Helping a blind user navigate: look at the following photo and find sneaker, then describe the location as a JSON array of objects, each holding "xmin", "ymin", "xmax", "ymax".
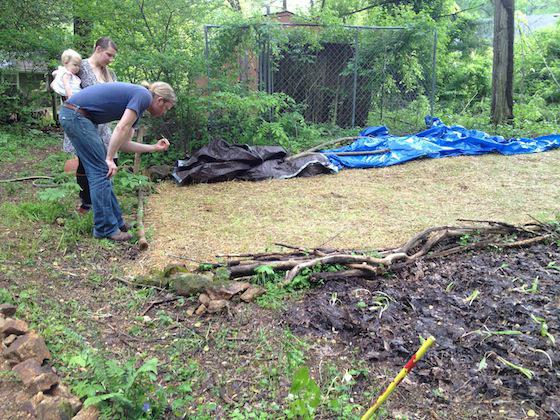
[{"xmin": 108, "ymin": 231, "xmax": 133, "ymax": 242}]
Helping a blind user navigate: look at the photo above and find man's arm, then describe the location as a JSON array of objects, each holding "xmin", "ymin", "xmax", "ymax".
[{"xmin": 105, "ymin": 109, "xmax": 137, "ymax": 177}]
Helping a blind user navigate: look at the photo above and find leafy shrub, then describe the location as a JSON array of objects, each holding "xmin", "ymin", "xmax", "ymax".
[
  {"xmin": 203, "ymin": 85, "xmax": 322, "ymax": 151},
  {"xmin": 69, "ymin": 351, "xmax": 167, "ymax": 419}
]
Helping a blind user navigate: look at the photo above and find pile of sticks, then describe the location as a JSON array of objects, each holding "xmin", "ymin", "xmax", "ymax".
[{"xmin": 216, "ymin": 219, "xmax": 557, "ymax": 287}]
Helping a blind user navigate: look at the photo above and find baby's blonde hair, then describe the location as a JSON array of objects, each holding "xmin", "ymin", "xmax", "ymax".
[
  {"xmin": 61, "ymin": 49, "xmax": 82, "ymax": 65},
  {"xmin": 141, "ymin": 81, "xmax": 176, "ymax": 103}
]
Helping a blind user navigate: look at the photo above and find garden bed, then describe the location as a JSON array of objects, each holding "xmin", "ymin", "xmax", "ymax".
[{"xmin": 287, "ymin": 243, "xmax": 560, "ymax": 417}]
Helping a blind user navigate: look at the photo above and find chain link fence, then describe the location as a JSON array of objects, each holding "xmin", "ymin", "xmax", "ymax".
[{"xmin": 204, "ymin": 23, "xmax": 437, "ymax": 136}]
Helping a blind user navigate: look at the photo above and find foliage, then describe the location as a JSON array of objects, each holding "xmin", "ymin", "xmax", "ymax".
[
  {"xmin": 69, "ymin": 350, "xmax": 167, "ymax": 418},
  {"xmin": 204, "ymin": 87, "xmax": 322, "ymax": 150},
  {"xmin": 285, "ymin": 366, "xmax": 321, "ymax": 419}
]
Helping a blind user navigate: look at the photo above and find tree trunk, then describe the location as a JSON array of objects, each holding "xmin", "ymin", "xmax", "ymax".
[
  {"xmin": 226, "ymin": 0, "xmax": 241, "ymax": 11},
  {"xmin": 491, "ymin": 0, "xmax": 514, "ymax": 125}
]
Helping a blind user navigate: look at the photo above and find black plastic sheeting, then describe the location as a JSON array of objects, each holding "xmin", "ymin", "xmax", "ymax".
[{"xmin": 172, "ymin": 139, "xmax": 338, "ymax": 185}]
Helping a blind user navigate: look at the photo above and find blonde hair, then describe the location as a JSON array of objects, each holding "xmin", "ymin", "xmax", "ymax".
[
  {"xmin": 141, "ymin": 81, "xmax": 176, "ymax": 103},
  {"xmin": 61, "ymin": 49, "xmax": 82, "ymax": 65}
]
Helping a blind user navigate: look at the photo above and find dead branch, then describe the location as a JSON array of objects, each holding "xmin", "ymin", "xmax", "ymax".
[
  {"xmin": 283, "ymin": 253, "xmax": 409, "ymax": 285},
  {"xmin": 285, "ymin": 136, "xmax": 359, "ymax": 162},
  {"xmin": 196, "ymin": 220, "xmax": 557, "ymax": 288},
  {"xmin": 141, "ymin": 296, "xmax": 180, "ymax": 316}
]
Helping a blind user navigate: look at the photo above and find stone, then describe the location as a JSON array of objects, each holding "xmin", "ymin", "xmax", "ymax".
[
  {"xmin": 147, "ymin": 164, "xmax": 172, "ymax": 181},
  {"xmin": 13, "ymin": 358, "xmax": 44, "ymax": 385},
  {"xmin": 171, "ymin": 274, "xmax": 213, "ymax": 297},
  {"xmin": 198, "ymin": 293, "xmax": 210, "ymax": 306},
  {"xmin": 72, "ymin": 405, "xmax": 100, "ymax": 420},
  {"xmin": 0, "ymin": 303, "xmax": 17, "ymax": 317},
  {"xmin": 240, "ymin": 285, "xmax": 266, "ymax": 302},
  {"xmin": 3, "ymin": 333, "xmax": 17, "ymax": 346},
  {"xmin": 3, "ymin": 331, "xmax": 52, "ymax": 364},
  {"xmin": 31, "ymin": 372, "xmax": 60, "ymax": 394},
  {"xmin": 206, "ymin": 281, "xmax": 251, "ymax": 301},
  {"xmin": 162, "ymin": 263, "xmax": 188, "ymax": 278},
  {"xmin": 51, "ymin": 383, "xmax": 82, "ymax": 413},
  {"xmin": 207, "ymin": 300, "xmax": 228, "ymax": 313},
  {"xmin": 185, "ymin": 307, "xmax": 195, "ymax": 316},
  {"xmin": 36, "ymin": 395, "xmax": 75, "ymax": 420},
  {"xmin": 195, "ymin": 304, "xmax": 207, "ymax": 315},
  {"xmin": 0, "ymin": 318, "xmax": 29, "ymax": 336}
]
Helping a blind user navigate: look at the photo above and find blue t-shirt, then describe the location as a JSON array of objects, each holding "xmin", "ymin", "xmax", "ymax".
[{"xmin": 67, "ymin": 82, "xmax": 152, "ymax": 126}]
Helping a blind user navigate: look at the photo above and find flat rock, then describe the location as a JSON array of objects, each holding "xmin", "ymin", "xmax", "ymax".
[
  {"xmin": 36, "ymin": 396, "xmax": 75, "ymax": 420},
  {"xmin": 51, "ymin": 383, "xmax": 82, "ymax": 413},
  {"xmin": 198, "ymin": 293, "xmax": 210, "ymax": 306},
  {"xmin": 207, "ymin": 300, "xmax": 228, "ymax": 313},
  {"xmin": 171, "ymin": 274, "xmax": 213, "ymax": 297},
  {"xmin": 240, "ymin": 285, "xmax": 266, "ymax": 302},
  {"xmin": 3, "ymin": 333, "xmax": 17, "ymax": 346},
  {"xmin": 3, "ymin": 331, "xmax": 51, "ymax": 364},
  {"xmin": 31, "ymin": 372, "xmax": 60, "ymax": 394},
  {"xmin": 206, "ymin": 281, "xmax": 251, "ymax": 300},
  {"xmin": 13, "ymin": 358, "xmax": 44, "ymax": 385},
  {"xmin": 72, "ymin": 405, "xmax": 100, "ymax": 420},
  {"xmin": 195, "ymin": 304, "xmax": 207, "ymax": 315},
  {"xmin": 0, "ymin": 318, "xmax": 29, "ymax": 337},
  {"xmin": 0, "ymin": 303, "xmax": 17, "ymax": 317}
]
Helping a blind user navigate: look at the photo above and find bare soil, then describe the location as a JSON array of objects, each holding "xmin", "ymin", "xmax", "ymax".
[{"xmin": 287, "ymin": 243, "xmax": 560, "ymax": 418}]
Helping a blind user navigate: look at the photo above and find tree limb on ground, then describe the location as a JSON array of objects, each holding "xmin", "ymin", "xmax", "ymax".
[{"xmin": 211, "ymin": 220, "xmax": 558, "ymax": 287}]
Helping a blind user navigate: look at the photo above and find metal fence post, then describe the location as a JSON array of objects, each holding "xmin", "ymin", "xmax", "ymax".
[
  {"xmin": 430, "ymin": 29, "xmax": 437, "ymax": 117},
  {"xmin": 351, "ymin": 29, "xmax": 359, "ymax": 128}
]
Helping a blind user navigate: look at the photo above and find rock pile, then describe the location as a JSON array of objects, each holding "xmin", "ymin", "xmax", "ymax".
[
  {"xmin": 188, "ymin": 280, "xmax": 266, "ymax": 316},
  {"xmin": 0, "ymin": 303, "xmax": 97, "ymax": 420}
]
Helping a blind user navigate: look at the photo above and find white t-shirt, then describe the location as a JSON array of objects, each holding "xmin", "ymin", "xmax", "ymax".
[{"xmin": 50, "ymin": 66, "xmax": 82, "ymax": 97}]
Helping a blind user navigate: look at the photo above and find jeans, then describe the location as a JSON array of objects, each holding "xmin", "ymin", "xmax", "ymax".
[{"xmin": 59, "ymin": 106, "xmax": 124, "ymax": 238}]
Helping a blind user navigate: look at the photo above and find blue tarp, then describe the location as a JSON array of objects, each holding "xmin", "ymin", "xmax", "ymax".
[{"xmin": 324, "ymin": 116, "xmax": 560, "ymax": 169}]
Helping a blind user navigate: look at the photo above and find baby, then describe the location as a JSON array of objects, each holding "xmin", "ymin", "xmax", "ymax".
[{"xmin": 50, "ymin": 49, "xmax": 82, "ymax": 99}]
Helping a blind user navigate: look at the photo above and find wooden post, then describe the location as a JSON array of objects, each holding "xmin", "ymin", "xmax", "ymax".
[
  {"xmin": 134, "ymin": 127, "xmax": 149, "ymax": 251},
  {"xmin": 491, "ymin": 0, "xmax": 515, "ymax": 125}
]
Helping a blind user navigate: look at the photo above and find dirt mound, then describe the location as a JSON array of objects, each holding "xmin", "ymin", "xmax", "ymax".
[{"xmin": 287, "ymin": 244, "xmax": 560, "ymax": 416}]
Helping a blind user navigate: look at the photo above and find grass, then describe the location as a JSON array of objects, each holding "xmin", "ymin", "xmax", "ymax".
[{"xmin": 135, "ymin": 148, "xmax": 560, "ymax": 274}]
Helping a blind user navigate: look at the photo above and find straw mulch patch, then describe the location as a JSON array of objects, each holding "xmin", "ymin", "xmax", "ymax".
[{"xmin": 131, "ymin": 150, "xmax": 560, "ymax": 275}]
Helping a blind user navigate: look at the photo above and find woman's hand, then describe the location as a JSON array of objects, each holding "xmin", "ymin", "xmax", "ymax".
[
  {"xmin": 106, "ymin": 158, "xmax": 118, "ymax": 178},
  {"xmin": 153, "ymin": 137, "xmax": 170, "ymax": 152}
]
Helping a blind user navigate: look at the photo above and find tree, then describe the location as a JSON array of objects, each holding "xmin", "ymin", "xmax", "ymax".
[{"xmin": 491, "ymin": 0, "xmax": 514, "ymax": 124}]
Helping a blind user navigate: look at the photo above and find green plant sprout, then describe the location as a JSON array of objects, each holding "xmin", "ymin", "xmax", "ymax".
[
  {"xmin": 546, "ymin": 261, "xmax": 560, "ymax": 271},
  {"xmin": 514, "ymin": 277, "xmax": 539, "ymax": 294},
  {"xmin": 367, "ymin": 291, "xmax": 394, "ymax": 318},
  {"xmin": 464, "ymin": 289, "xmax": 480, "ymax": 305},
  {"xmin": 464, "ymin": 326, "xmax": 523, "ymax": 343},
  {"xmin": 530, "ymin": 314, "xmax": 556, "ymax": 346},
  {"xmin": 496, "ymin": 356, "xmax": 534, "ymax": 379}
]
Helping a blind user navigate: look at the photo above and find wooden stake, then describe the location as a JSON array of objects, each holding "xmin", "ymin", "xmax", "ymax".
[{"xmin": 134, "ymin": 127, "xmax": 149, "ymax": 251}]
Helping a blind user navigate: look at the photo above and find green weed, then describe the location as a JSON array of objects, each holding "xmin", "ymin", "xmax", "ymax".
[
  {"xmin": 285, "ymin": 366, "xmax": 321, "ymax": 419},
  {"xmin": 530, "ymin": 314, "xmax": 556, "ymax": 346}
]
